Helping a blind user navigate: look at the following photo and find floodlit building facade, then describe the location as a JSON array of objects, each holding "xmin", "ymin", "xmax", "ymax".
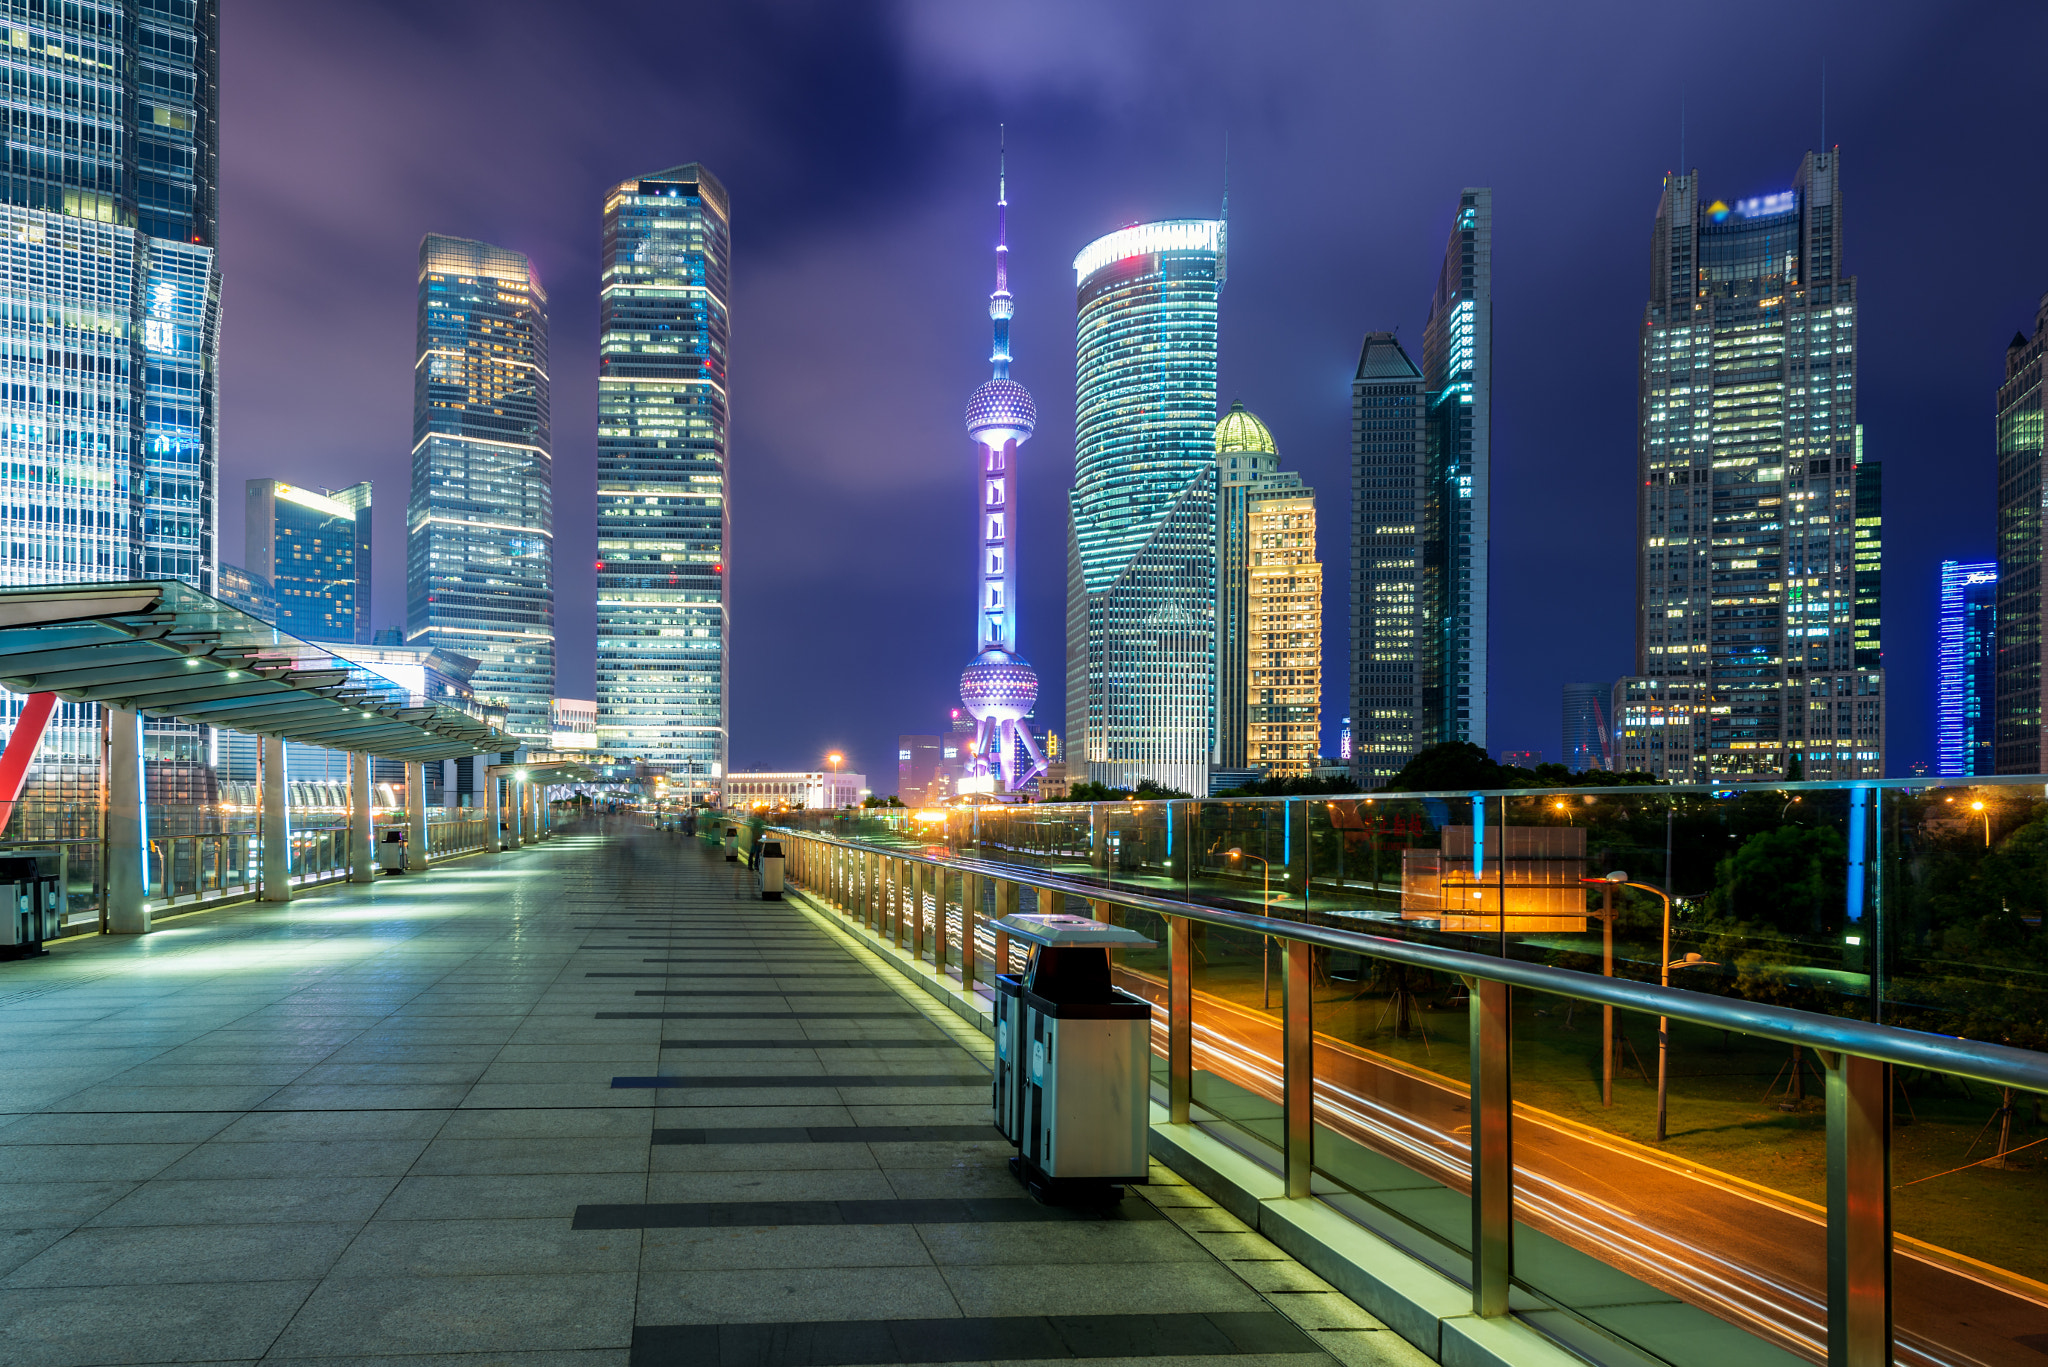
[
  {"xmin": 1938, "ymin": 560, "xmax": 1997, "ymax": 778},
  {"xmin": 724, "ymin": 771, "xmax": 864, "ymax": 811},
  {"xmin": 595, "ymin": 164, "xmax": 730, "ymax": 798},
  {"xmin": 1066, "ymin": 219, "xmax": 1222, "ymax": 797},
  {"xmin": 246, "ymin": 479, "xmax": 368, "ymax": 644},
  {"xmin": 1996, "ymin": 295, "xmax": 2048, "ymax": 773},
  {"xmin": 1610, "ymin": 677, "xmax": 1703, "ymax": 779},
  {"xmin": 1637, "ymin": 151, "xmax": 1883, "ymax": 781},
  {"xmin": 408, "ymin": 234, "xmax": 553, "ymax": 741},
  {"xmin": 1213, "ymin": 404, "xmax": 1319, "ymax": 777}
]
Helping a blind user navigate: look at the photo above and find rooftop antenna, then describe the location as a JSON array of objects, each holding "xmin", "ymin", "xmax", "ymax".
[
  {"xmin": 1680, "ymin": 94, "xmax": 1686, "ymax": 176},
  {"xmin": 1219, "ymin": 131, "xmax": 1230, "ymax": 289},
  {"xmin": 1820, "ymin": 59, "xmax": 1827, "ymax": 149}
]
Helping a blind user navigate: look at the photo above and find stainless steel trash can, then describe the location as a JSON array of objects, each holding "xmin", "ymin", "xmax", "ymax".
[
  {"xmin": 756, "ymin": 840, "xmax": 786, "ymax": 900},
  {"xmin": 379, "ymin": 829, "xmax": 407, "ymax": 873},
  {"xmin": 994, "ymin": 911, "xmax": 1155, "ymax": 1203},
  {"xmin": 723, "ymin": 825, "xmax": 739, "ymax": 861},
  {"xmin": 0, "ymin": 854, "xmax": 58, "ymax": 960}
]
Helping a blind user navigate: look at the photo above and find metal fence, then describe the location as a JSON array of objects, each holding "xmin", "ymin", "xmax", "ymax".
[{"xmin": 770, "ymin": 823, "xmax": 2048, "ymax": 1367}]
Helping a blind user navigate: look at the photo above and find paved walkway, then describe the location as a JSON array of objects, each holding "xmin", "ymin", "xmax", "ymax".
[{"xmin": 0, "ymin": 821, "xmax": 1422, "ymax": 1367}]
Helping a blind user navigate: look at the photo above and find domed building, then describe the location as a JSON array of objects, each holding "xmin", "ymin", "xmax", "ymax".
[{"xmin": 1214, "ymin": 402, "xmax": 1322, "ymax": 783}]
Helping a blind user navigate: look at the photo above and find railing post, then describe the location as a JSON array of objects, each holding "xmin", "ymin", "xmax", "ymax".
[
  {"xmin": 960, "ymin": 869, "xmax": 980, "ymax": 987},
  {"xmin": 887, "ymin": 857, "xmax": 902, "ymax": 941},
  {"xmin": 1824, "ymin": 1051, "xmax": 1893, "ymax": 1367},
  {"xmin": 1282, "ymin": 936, "xmax": 1313, "ymax": 1198},
  {"xmin": 1168, "ymin": 914, "xmax": 1192, "ymax": 1123},
  {"xmin": 934, "ymin": 866, "xmax": 951, "ymax": 971},
  {"xmin": 1468, "ymin": 976, "xmax": 1512, "ymax": 1317},
  {"xmin": 993, "ymin": 879, "xmax": 1017, "ymax": 976},
  {"xmin": 910, "ymin": 861, "xmax": 926, "ymax": 959}
]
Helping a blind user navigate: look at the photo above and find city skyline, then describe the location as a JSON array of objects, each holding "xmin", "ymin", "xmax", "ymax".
[{"xmin": 213, "ymin": 3, "xmax": 2046, "ymax": 784}]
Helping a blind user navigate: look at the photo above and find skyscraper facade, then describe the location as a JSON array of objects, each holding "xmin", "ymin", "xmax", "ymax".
[
  {"xmin": 1637, "ymin": 151, "xmax": 1883, "ymax": 781},
  {"xmin": 1421, "ymin": 189, "xmax": 1492, "ymax": 748},
  {"xmin": 1938, "ymin": 560, "xmax": 1997, "ymax": 778},
  {"xmin": 1350, "ymin": 332, "xmax": 1428, "ymax": 787},
  {"xmin": 1995, "ymin": 295, "xmax": 2048, "ymax": 773},
  {"xmin": 247, "ymin": 479, "xmax": 369, "ymax": 643},
  {"xmin": 1561, "ymin": 680, "xmax": 1612, "ymax": 771},
  {"xmin": 594, "ymin": 165, "xmax": 730, "ymax": 798},
  {"xmin": 407, "ymin": 234, "xmax": 553, "ymax": 740},
  {"xmin": 1213, "ymin": 403, "xmax": 1319, "ymax": 777},
  {"xmin": 0, "ymin": 1, "xmax": 219, "ymax": 832},
  {"xmin": 1066, "ymin": 219, "xmax": 1221, "ymax": 796}
]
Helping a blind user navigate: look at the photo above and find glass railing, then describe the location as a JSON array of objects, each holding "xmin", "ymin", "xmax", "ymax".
[{"xmin": 768, "ymin": 784, "xmax": 2048, "ymax": 1367}]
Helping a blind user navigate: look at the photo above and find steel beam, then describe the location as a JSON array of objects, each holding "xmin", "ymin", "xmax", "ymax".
[
  {"xmin": 1469, "ymin": 976, "xmax": 1512, "ymax": 1317},
  {"xmin": 1825, "ymin": 1051, "xmax": 1893, "ymax": 1367}
]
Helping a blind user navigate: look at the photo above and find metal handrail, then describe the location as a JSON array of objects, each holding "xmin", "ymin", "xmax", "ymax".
[{"xmin": 773, "ymin": 825, "xmax": 2011, "ymax": 1367}]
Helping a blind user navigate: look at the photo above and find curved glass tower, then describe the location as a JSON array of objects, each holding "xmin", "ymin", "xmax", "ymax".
[{"xmin": 1066, "ymin": 220, "xmax": 1222, "ymax": 795}]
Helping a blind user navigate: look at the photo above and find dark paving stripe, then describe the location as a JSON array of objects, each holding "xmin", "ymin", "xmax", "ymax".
[
  {"xmin": 629, "ymin": 989, "xmax": 895, "ymax": 997},
  {"xmin": 596, "ymin": 1011, "xmax": 916, "ymax": 1020},
  {"xmin": 653, "ymin": 1123, "xmax": 1004, "ymax": 1144},
  {"xmin": 629, "ymin": 1311, "xmax": 1311, "ymax": 1366},
  {"xmin": 659, "ymin": 1038, "xmax": 960, "ymax": 1048},
  {"xmin": 577, "ymin": 1195, "xmax": 1158, "ymax": 1230},
  {"xmin": 612, "ymin": 1073, "xmax": 986, "ymax": 1088}
]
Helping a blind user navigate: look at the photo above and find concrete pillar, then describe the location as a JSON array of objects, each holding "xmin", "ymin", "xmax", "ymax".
[
  {"xmin": 260, "ymin": 733, "xmax": 291, "ymax": 902},
  {"xmin": 488, "ymin": 773, "xmax": 504, "ymax": 852},
  {"xmin": 349, "ymin": 751, "xmax": 374, "ymax": 882},
  {"xmin": 406, "ymin": 761, "xmax": 429, "ymax": 870},
  {"xmin": 104, "ymin": 706, "xmax": 148, "ymax": 933}
]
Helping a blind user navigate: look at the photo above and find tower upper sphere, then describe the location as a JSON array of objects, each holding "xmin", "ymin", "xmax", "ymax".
[{"xmin": 966, "ymin": 378, "xmax": 1037, "ymax": 449}]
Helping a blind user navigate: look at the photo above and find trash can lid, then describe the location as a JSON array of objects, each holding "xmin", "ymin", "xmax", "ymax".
[{"xmin": 993, "ymin": 912, "xmax": 1154, "ymax": 949}]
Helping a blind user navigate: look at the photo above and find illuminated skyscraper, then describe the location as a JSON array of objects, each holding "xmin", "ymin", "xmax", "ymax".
[
  {"xmin": 1996, "ymin": 296, "xmax": 2048, "ymax": 773},
  {"xmin": 407, "ymin": 234, "xmax": 553, "ymax": 740},
  {"xmin": 594, "ymin": 165, "xmax": 730, "ymax": 797},
  {"xmin": 1214, "ymin": 404, "xmax": 1319, "ymax": 777},
  {"xmin": 1637, "ymin": 151, "xmax": 1883, "ymax": 780},
  {"xmin": 1422, "ymin": 189, "xmax": 1492, "ymax": 748},
  {"xmin": 247, "ymin": 479, "xmax": 369, "ymax": 644},
  {"xmin": 1066, "ymin": 219, "xmax": 1222, "ymax": 795},
  {"xmin": 1561, "ymin": 680, "xmax": 1612, "ymax": 771},
  {"xmin": 1351, "ymin": 332, "xmax": 1428, "ymax": 787},
  {"xmin": 1938, "ymin": 560, "xmax": 1997, "ymax": 778},
  {"xmin": 0, "ymin": 1, "xmax": 220, "ymax": 829}
]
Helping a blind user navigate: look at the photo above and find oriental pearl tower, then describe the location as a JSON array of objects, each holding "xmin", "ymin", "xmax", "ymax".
[{"xmin": 958, "ymin": 141, "xmax": 1048, "ymax": 795}]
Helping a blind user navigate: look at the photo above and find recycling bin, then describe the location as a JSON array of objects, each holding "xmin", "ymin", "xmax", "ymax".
[
  {"xmin": 994, "ymin": 910, "xmax": 1155, "ymax": 1203},
  {"xmin": 723, "ymin": 825, "xmax": 739, "ymax": 861},
  {"xmin": 0, "ymin": 854, "xmax": 59, "ymax": 960},
  {"xmin": 756, "ymin": 840, "xmax": 786, "ymax": 900},
  {"xmin": 379, "ymin": 829, "xmax": 408, "ymax": 873}
]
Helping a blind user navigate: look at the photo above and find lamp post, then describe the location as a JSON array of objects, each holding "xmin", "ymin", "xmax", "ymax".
[
  {"xmin": 1971, "ymin": 799, "xmax": 1990, "ymax": 847},
  {"xmin": 1596, "ymin": 870, "xmax": 1712, "ymax": 1142},
  {"xmin": 1227, "ymin": 846, "xmax": 1277, "ymax": 1007}
]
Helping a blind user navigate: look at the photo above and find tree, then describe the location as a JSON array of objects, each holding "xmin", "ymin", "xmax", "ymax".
[
  {"xmin": 1706, "ymin": 824, "xmax": 1847, "ymax": 936},
  {"xmin": 1380, "ymin": 742, "xmax": 1663, "ymax": 793}
]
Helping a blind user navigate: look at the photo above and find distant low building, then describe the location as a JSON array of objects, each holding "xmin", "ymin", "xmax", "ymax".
[
  {"xmin": 552, "ymin": 698, "xmax": 598, "ymax": 752},
  {"xmin": 725, "ymin": 771, "xmax": 866, "ymax": 810},
  {"xmin": 1497, "ymin": 750, "xmax": 1540, "ymax": 767}
]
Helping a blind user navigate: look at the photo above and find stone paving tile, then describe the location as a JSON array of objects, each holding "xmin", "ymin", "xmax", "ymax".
[
  {"xmin": 1, "ymin": 1219, "xmax": 359, "ymax": 1287},
  {"xmin": 330, "ymin": 1217, "xmax": 639, "ymax": 1278},
  {"xmin": 84, "ymin": 1175, "xmax": 400, "ymax": 1227},
  {"xmin": 0, "ymin": 1279, "xmax": 315, "ymax": 1366},
  {"xmin": 633, "ymin": 1264, "xmax": 963, "ymax": 1325},
  {"xmin": 268, "ymin": 1271, "xmax": 636, "ymax": 1356}
]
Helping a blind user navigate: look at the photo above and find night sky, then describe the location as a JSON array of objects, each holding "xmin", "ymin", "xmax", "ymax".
[{"xmin": 220, "ymin": 0, "xmax": 2048, "ymax": 786}]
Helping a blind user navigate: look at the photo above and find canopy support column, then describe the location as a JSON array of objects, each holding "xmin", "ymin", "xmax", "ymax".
[
  {"xmin": 489, "ymin": 772, "xmax": 504, "ymax": 852},
  {"xmin": 260, "ymin": 733, "xmax": 291, "ymax": 902},
  {"xmin": 104, "ymin": 705, "xmax": 147, "ymax": 933},
  {"xmin": 407, "ymin": 761, "xmax": 429, "ymax": 870},
  {"xmin": 349, "ymin": 752, "xmax": 374, "ymax": 883}
]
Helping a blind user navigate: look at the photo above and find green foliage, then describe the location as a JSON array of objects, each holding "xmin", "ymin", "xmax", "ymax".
[
  {"xmin": 1214, "ymin": 773, "xmax": 1364, "ymax": 797},
  {"xmin": 1706, "ymin": 824, "xmax": 1848, "ymax": 936},
  {"xmin": 1380, "ymin": 742, "xmax": 1663, "ymax": 794},
  {"xmin": 1062, "ymin": 779, "xmax": 1193, "ymax": 802},
  {"xmin": 861, "ymin": 795, "xmax": 905, "ymax": 808}
]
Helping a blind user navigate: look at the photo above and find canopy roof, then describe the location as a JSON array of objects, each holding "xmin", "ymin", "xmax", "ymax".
[{"xmin": 0, "ymin": 582, "xmax": 520, "ymax": 761}]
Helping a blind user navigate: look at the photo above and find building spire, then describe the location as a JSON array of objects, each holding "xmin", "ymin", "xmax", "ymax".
[{"xmin": 989, "ymin": 126, "xmax": 1013, "ymax": 379}]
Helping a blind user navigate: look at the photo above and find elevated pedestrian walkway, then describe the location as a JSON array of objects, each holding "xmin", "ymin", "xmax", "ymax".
[{"xmin": 0, "ymin": 820, "xmax": 1421, "ymax": 1367}]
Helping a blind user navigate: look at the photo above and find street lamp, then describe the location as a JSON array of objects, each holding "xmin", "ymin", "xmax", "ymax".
[
  {"xmin": 1971, "ymin": 799, "xmax": 1990, "ymax": 847},
  {"xmin": 1598, "ymin": 870, "xmax": 1713, "ymax": 1142},
  {"xmin": 1227, "ymin": 846, "xmax": 1277, "ymax": 1007}
]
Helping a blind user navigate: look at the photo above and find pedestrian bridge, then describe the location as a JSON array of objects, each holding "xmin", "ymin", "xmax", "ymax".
[{"xmin": 0, "ymin": 814, "xmax": 2043, "ymax": 1367}]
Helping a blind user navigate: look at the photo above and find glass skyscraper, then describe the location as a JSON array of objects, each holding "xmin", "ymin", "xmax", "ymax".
[
  {"xmin": 1995, "ymin": 295, "xmax": 2048, "ymax": 773},
  {"xmin": 246, "ymin": 478, "xmax": 369, "ymax": 643},
  {"xmin": 0, "ymin": 1, "xmax": 219, "ymax": 832},
  {"xmin": 407, "ymin": 233, "xmax": 553, "ymax": 741},
  {"xmin": 1350, "ymin": 332, "xmax": 1428, "ymax": 787},
  {"xmin": 1561, "ymin": 681, "xmax": 1612, "ymax": 771},
  {"xmin": 1213, "ymin": 403, "xmax": 1319, "ymax": 777},
  {"xmin": 1636, "ymin": 151, "xmax": 1883, "ymax": 781},
  {"xmin": 1421, "ymin": 189, "xmax": 1491, "ymax": 748},
  {"xmin": 1066, "ymin": 219, "xmax": 1221, "ymax": 796},
  {"xmin": 594, "ymin": 164, "xmax": 730, "ymax": 797},
  {"xmin": 1938, "ymin": 560, "xmax": 1997, "ymax": 778}
]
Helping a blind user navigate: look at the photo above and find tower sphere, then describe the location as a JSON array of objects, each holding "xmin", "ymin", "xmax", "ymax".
[
  {"xmin": 966, "ymin": 377, "xmax": 1037, "ymax": 449},
  {"xmin": 959, "ymin": 647, "xmax": 1038, "ymax": 724}
]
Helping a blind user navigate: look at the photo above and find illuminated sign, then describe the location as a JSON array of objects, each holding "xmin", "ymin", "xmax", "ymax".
[
  {"xmin": 1707, "ymin": 192, "xmax": 1798, "ymax": 224},
  {"xmin": 143, "ymin": 281, "xmax": 179, "ymax": 355},
  {"xmin": 1072, "ymin": 220, "xmax": 1223, "ymax": 284}
]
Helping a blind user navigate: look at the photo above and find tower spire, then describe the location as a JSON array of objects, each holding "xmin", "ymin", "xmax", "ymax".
[{"xmin": 990, "ymin": 126, "xmax": 1012, "ymax": 379}]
